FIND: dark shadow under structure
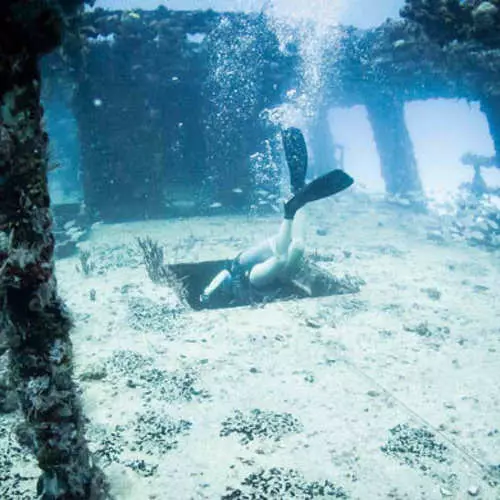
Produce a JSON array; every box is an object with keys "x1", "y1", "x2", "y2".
[{"x1": 168, "y1": 259, "x2": 361, "y2": 310}]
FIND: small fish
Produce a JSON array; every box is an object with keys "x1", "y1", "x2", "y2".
[
  {"x1": 171, "y1": 200, "x2": 195, "y2": 209},
  {"x1": 469, "y1": 231, "x2": 484, "y2": 240},
  {"x1": 209, "y1": 202, "x2": 222, "y2": 209},
  {"x1": 487, "y1": 219, "x2": 499, "y2": 230},
  {"x1": 232, "y1": 188, "x2": 243, "y2": 194},
  {"x1": 69, "y1": 230, "x2": 85, "y2": 242},
  {"x1": 67, "y1": 226, "x2": 82, "y2": 236},
  {"x1": 128, "y1": 12, "x2": 140, "y2": 19}
]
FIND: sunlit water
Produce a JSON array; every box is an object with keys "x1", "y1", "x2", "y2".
[{"x1": 264, "y1": 0, "x2": 343, "y2": 128}]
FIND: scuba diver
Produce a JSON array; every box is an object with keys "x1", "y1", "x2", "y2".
[{"x1": 199, "y1": 127, "x2": 354, "y2": 308}]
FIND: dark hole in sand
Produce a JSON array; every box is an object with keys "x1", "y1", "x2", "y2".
[{"x1": 167, "y1": 259, "x2": 361, "y2": 310}]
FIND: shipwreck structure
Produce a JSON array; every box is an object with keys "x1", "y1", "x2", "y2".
[
  {"x1": 0, "y1": 1, "x2": 499, "y2": 497},
  {"x1": 42, "y1": 1, "x2": 500, "y2": 220},
  {"x1": 0, "y1": 0, "x2": 109, "y2": 498}
]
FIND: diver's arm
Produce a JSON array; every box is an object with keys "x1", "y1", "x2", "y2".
[{"x1": 200, "y1": 269, "x2": 232, "y2": 305}]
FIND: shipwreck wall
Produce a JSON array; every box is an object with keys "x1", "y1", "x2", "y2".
[
  {"x1": 43, "y1": 3, "x2": 500, "y2": 220},
  {"x1": 43, "y1": 8, "x2": 293, "y2": 219},
  {"x1": 399, "y1": 0, "x2": 500, "y2": 165}
]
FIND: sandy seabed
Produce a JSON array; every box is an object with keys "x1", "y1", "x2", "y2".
[{"x1": 1, "y1": 192, "x2": 500, "y2": 500}]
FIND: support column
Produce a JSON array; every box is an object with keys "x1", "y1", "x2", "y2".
[
  {"x1": 365, "y1": 95, "x2": 423, "y2": 197},
  {"x1": 0, "y1": 2, "x2": 108, "y2": 498},
  {"x1": 480, "y1": 93, "x2": 500, "y2": 166}
]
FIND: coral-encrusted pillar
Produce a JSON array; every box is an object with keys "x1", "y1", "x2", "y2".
[
  {"x1": 365, "y1": 94, "x2": 423, "y2": 198},
  {"x1": 480, "y1": 93, "x2": 500, "y2": 166},
  {"x1": 0, "y1": 1, "x2": 108, "y2": 498}
]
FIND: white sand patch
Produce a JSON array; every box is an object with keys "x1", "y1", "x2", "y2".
[{"x1": 1, "y1": 194, "x2": 499, "y2": 499}]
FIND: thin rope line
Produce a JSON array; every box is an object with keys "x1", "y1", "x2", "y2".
[{"x1": 338, "y1": 357, "x2": 491, "y2": 478}]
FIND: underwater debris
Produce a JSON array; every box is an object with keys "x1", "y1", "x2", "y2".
[
  {"x1": 137, "y1": 237, "x2": 168, "y2": 284},
  {"x1": 403, "y1": 321, "x2": 450, "y2": 339},
  {"x1": 89, "y1": 423, "x2": 162, "y2": 476},
  {"x1": 453, "y1": 194, "x2": 500, "y2": 250},
  {"x1": 79, "y1": 362, "x2": 107, "y2": 382},
  {"x1": 139, "y1": 367, "x2": 210, "y2": 403},
  {"x1": 487, "y1": 464, "x2": 500, "y2": 486},
  {"x1": 127, "y1": 295, "x2": 186, "y2": 333},
  {"x1": 137, "y1": 237, "x2": 188, "y2": 303},
  {"x1": 0, "y1": 416, "x2": 37, "y2": 498},
  {"x1": 52, "y1": 204, "x2": 91, "y2": 259},
  {"x1": 460, "y1": 152, "x2": 495, "y2": 197},
  {"x1": 420, "y1": 287, "x2": 442, "y2": 301},
  {"x1": 107, "y1": 349, "x2": 153, "y2": 374},
  {"x1": 78, "y1": 248, "x2": 95, "y2": 276},
  {"x1": 371, "y1": 244, "x2": 406, "y2": 258},
  {"x1": 429, "y1": 191, "x2": 500, "y2": 251},
  {"x1": 133, "y1": 411, "x2": 192, "y2": 455},
  {"x1": 122, "y1": 459, "x2": 158, "y2": 477},
  {"x1": 222, "y1": 468, "x2": 349, "y2": 499},
  {"x1": 308, "y1": 251, "x2": 339, "y2": 263},
  {"x1": 381, "y1": 423, "x2": 450, "y2": 469},
  {"x1": 0, "y1": 353, "x2": 17, "y2": 414},
  {"x1": 467, "y1": 485, "x2": 480, "y2": 496},
  {"x1": 91, "y1": 425, "x2": 125, "y2": 467},
  {"x1": 220, "y1": 409, "x2": 304, "y2": 444},
  {"x1": 106, "y1": 350, "x2": 209, "y2": 403},
  {"x1": 86, "y1": 243, "x2": 143, "y2": 273}
]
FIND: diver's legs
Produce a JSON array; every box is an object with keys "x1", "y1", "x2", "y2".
[
  {"x1": 281, "y1": 205, "x2": 306, "y2": 275},
  {"x1": 238, "y1": 239, "x2": 273, "y2": 268},
  {"x1": 248, "y1": 127, "x2": 308, "y2": 289},
  {"x1": 238, "y1": 139, "x2": 355, "y2": 290},
  {"x1": 284, "y1": 239, "x2": 305, "y2": 272},
  {"x1": 274, "y1": 218, "x2": 293, "y2": 255},
  {"x1": 248, "y1": 234, "x2": 306, "y2": 289},
  {"x1": 248, "y1": 255, "x2": 286, "y2": 288},
  {"x1": 248, "y1": 218, "x2": 293, "y2": 288},
  {"x1": 292, "y1": 207, "x2": 306, "y2": 244}
]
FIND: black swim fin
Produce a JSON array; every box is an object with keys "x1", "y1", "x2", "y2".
[
  {"x1": 284, "y1": 169, "x2": 354, "y2": 219},
  {"x1": 282, "y1": 127, "x2": 308, "y2": 194}
]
